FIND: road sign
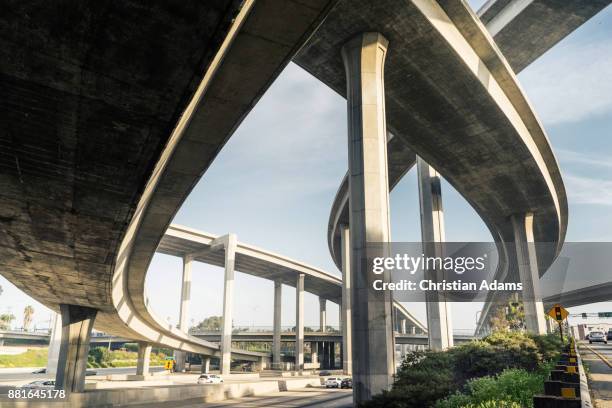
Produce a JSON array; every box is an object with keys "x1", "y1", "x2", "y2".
[
  {"x1": 164, "y1": 360, "x2": 173, "y2": 370},
  {"x1": 547, "y1": 304, "x2": 569, "y2": 323}
]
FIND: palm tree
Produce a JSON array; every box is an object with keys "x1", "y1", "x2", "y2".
[
  {"x1": 23, "y1": 305, "x2": 34, "y2": 331},
  {"x1": 0, "y1": 313, "x2": 15, "y2": 330}
]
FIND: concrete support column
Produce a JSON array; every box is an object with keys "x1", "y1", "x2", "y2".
[
  {"x1": 273, "y1": 280, "x2": 282, "y2": 369},
  {"x1": 411, "y1": 326, "x2": 417, "y2": 335},
  {"x1": 311, "y1": 342, "x2": 318, "y2": 364},
  {"x1": 55, "y1": 304, "x2": 97, "y2": 393},
  {"x1": 221, "y1": 234, "x2": 238, "y2": 375},
  {"x1": 511, "y1": 213, "x2": 547, "y2": 334},
  {"x1": 175, "y1": 255, "x2": 193, "y2": 372},
  {"x1": 330, "y1": 342, "x2": 336, "y2": 369},
  {"x1": 340, "y1": 224, "x2": 352, "y2": 375},
  {"x1": 417, "y1": 157, "x2": 454, "y2": 350},
  {"x1": 319, "y1": 298, "x2": 327, "y2": 332},
  {"x1": 201, "y1": 357, "x2": 210, "y2": 373},
  {"x1": 341, "y1": 32, "x2": 395, "y2": 402},
  {"x1": 46, "y1": 312, "x2": 62, "y2": 375},
  {"x1": 295, "y1": 273, "x2": 305, "y2": 372},
  {"x1": 136, "y1": 342, "x2": 152, "y2": 376},
  {"x1": 400, "y1": 319, "x2": 407, "y2": 335}
]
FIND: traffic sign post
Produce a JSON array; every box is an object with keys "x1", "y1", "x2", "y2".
[{"x1": 547, "y1": 304, "x2": 569, "y2": 343}]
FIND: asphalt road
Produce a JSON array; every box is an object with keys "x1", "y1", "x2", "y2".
[
  {"x1": 141, "y1": 388, "x2": 353, "y2": 408},
  {"x1": 580, "y1": 340, "x2": 612, "y2": 407}
]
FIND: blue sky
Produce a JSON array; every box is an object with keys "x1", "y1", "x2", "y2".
[{"x1": 1, "y1": 2, "x2": 612, "y2": 332}]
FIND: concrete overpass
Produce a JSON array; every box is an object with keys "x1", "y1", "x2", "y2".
[
  {"x1": 317, "y1": 0, "x2": 610, "y2": 357},
  {"x1": 1, "y1": 0, "x2": 602, "y2": 404},
  {"x1": 0, "y1": 0, "x2": 339, "y2": 394}
]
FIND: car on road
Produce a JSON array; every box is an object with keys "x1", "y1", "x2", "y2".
[
  {"x1": 197, "y1": 374, "x2": 223, "y2": 384},
  {"x1": 589, "y1": 331, "x2": 608, "y2": 344},
  {"x1": 340, "y1": 378, "x2": 352, "y2": 389},
  {"x1": 31, "y1": 368, "x2": 47, "y2": 374},
  {"x1": 21, "y1": 380, "x2": 55, "y2": 389},
  {"x1": 325, "y1": 377, "x2": 342, "y2": 388},
  {"x1": 607, "y1": 329, "x2": 612, "y2": 341},
  {"x1": 319, "y1": 370, "x2": 331, "y2": 376}
]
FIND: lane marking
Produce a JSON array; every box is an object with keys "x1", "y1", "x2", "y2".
[{"x1": 583, "y1": 345, "x2": 612, "y2": 369}]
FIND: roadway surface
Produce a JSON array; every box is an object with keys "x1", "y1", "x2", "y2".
[
  {"x1": 139, "y1": 388, "x2": 352, "y2": 408},
  {"x1": 580, "y1": 340, "x2": 612, "y2": 407}
]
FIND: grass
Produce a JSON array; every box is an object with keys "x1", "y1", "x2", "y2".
[{"x1": 0, "y1": 348, "x2": 48, "y2": 368}]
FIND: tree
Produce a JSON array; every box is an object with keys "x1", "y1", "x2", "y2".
[
  {"x1": 193, "y1": 316, "x2": 223, "y2": 331},
  {"x1": 490, "y1": 298, "x2": 525, "y2": 332},
  {"x1": 23, "y1": 305, "x2": 34, "y2": 331},
  {"x1": 0, "y1": 313, "x2": 15, "y2": 330}
]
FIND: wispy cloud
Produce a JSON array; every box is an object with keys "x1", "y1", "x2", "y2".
[
  {"x1": 556, "y1": 148, "x2": 612, "y2": 169},
  {"x1": 564, "y1": 174, "x2": 612, "y2": 206},
  {"x1": 519, "y1": 8, "x2": 612, "y2": 125}
]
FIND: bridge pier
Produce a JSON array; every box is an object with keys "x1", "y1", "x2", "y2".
[
  {"x1": 175, "y1": 254, "x2": 193, "y2": 372},
  {"x1": 273, "y1": 280, "x2": 282, "y2": 369},
  {"x1": 319, "y1": 298, "x2": 327, "y2": 332},
  {"x1": 295, "y1": 273, "x2": 305, "y2": 372},
  {"x1": 55, "y1": 304, "x2": 97, "y2": 393},
  {"x1": 341, "y1": 32, "x2": 395, "y2": 402},
  {"x1": 46, "y1": 312, "x2": 61, "y2": 375},
  {"x1": 511, "y1": 213, "x2": 547, "y2": 334},
  {"x1": 136, "y1": 342, "x2": 152, "y2": 376},
  {"x1": 201, "y1": 356, "x2": 210, "y2": 373},
  {"x1": 417, "y1": 157, "x2": 454, "y2": 350},
  {"x1": 221, "y1": 234, "x2": 238, "y2": 375},
  {"x1": 340, "y1": 224, "x2": 352, "y2": 375}
]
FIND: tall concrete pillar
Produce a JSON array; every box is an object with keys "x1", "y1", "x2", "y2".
[
  {"x1": 273, "y1": 280, "x2": 282, "y2": 369},
  {"x1": 400, "y1": 319, "x2": 407, "y2": 335},
  {"x1": 417, "y1": 157, "x2": 454, "y2": 350},
  {"x1": 319, "y1": 298, "x2": 327, "y2": 332},
  {"x1": 311, "y1": 342, "x2": 318, "y2": 365},
  {"x1": 221, "y1": 234, "x2": 238, "y2": 375},
  {"x1": 46, "y1": 312, "x2": 62, "y2": 375},
  {"x1": 136, "y1": 342, "x2": 152, "y2": 376},
  {"x1": 341, "y1": 32, "x2": 395, "y2": 402},
  {"x1": 201, "y1": 357, "x2": 210, "y2": 374},
  {"x1": 55, "y1": 304, "x2": 97, "y2": 393},
  {"x1": 411, "y1": 326, "x2": 417, "y2": 335},
  {"x1": 340, "y1": 225, "x2": 352, "y2": 375},
  {"x1": 330, "y1": 342, "x2": 336, "y2": 369},
  {"x1": 511, "y1": 213, "x2": 547, "y2": 334},
  {"x1": 175, "y1": 255, "x2": 193, "y2": 372},
  {"x1": 295, "y1": 273, "x2": 305, "y2": 372}
]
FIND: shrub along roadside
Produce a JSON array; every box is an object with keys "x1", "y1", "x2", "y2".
[
  {"x1": 360, "y1": 332, "x2": 562, "y2": 408},
  {"x1": 87, "y1": 347, "x2": 167, "y2": 368}
]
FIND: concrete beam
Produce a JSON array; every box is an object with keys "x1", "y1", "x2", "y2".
[
  {"x1": 55, "y1": 304, "x2": 97, "y2": 393},
  {"x1": 136, "y1": 342, "x2": 152, "y2": 376},
  {"x1": 319, "y1": 298, "x2": 327, "y2": 332},
  {"x1": 341, "y1": 32, "x2": 395, "y2": 402},
  {"x1": 46, "y1": 312, "x2": 61, "y2": 376},
  {"x1": 511, "y1": 213, "x2": 546, "y2": 334},
  {"x1": 273, "y1": 280, "x2": 282, "y2": 369},
  {"x1": 295, "y1": 273, "x2": 305, "y2": 372},
  {"x1": 340, "y1": 224, "x2": 352, "y2": 375},
  {"x1": 221, "y1": 234, "x2": 238, "y2": 375},
  {"x1": 417, "y1": 157, "x2": 453, "y2": 350}
]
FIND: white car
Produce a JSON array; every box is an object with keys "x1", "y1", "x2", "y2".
[
  {"x1": 21, "y1": 380, "x2": 55, "y2": 389},
  {"x1": 589, "y1": 331, "x2": 608, "y2": 344},
  {"x1": 197, "y1": 374, "x2": 223, "y2": 384},
  {"x1": 325, "y1": 377, "x2": 342, "y2": 388}
]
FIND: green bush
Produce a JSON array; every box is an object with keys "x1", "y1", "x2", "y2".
[
  {"x1": 436, "y1": 368, "x2": 545, "y2": 408},
  {"x1": 361, "y1": 331, "x2": 560, "y2": 408}
]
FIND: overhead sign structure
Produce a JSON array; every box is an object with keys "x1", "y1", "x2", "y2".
[{"x1": 548, "y1": 304, "x2": 569, "y2": 323}]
